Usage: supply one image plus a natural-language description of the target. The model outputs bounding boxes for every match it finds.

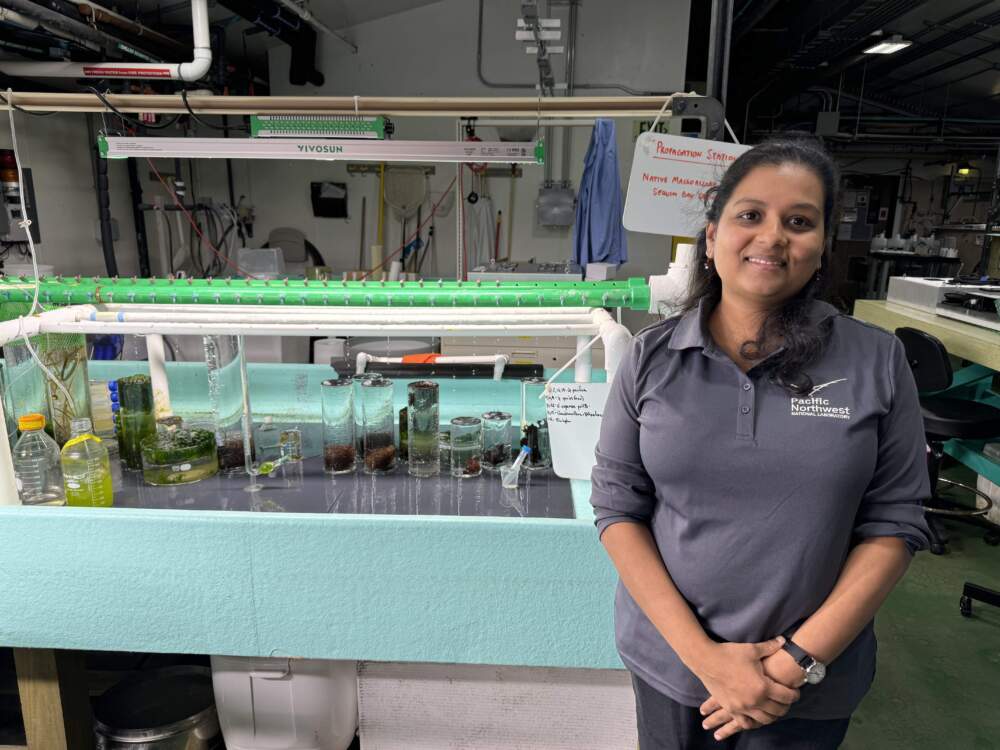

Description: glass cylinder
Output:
[204,335,249,473]
[352,373,382,465]
[450,416,483,478]
[116,374,156,471]
[407,381,440,477]
[520,377,551,471]
[481,411,512,471]
[362,377,396,474]
[438,431,451,474]
[5,333,91,446]
[321,378,356,474]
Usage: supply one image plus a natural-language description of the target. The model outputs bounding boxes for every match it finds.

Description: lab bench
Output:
[853,299,1000,486]
[0,361,619,748]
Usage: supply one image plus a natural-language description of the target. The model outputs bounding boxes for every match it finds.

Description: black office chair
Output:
[895,327,1000,616]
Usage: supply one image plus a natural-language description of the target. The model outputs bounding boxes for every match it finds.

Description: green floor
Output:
[844,471,1000,749]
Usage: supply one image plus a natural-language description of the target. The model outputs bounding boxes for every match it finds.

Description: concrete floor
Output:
[844,490,1000,748]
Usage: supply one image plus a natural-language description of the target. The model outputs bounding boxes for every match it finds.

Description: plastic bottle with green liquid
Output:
[61,417,113,507]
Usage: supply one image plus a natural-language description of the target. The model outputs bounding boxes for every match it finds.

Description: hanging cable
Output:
[0,93,56,117]
[180,89,249,132]
[85,86,181,131]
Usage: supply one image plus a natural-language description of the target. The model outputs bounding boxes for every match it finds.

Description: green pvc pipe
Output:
[0,276,651,312]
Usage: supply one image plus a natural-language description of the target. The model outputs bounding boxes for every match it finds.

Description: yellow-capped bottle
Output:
[61,417,113,507]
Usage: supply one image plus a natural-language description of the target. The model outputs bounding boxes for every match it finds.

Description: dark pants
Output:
[632,674,851,750]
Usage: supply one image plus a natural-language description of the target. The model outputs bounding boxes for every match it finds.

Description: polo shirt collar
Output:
[667,297,839,352]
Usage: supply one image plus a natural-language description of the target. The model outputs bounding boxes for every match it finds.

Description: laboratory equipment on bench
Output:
[61,417,113,507]
[481,411,512,471]
[116,375,156,471]
[500,445,533,489]
[361,377,396,475]
[321,378,356,475]
[407,380,440,478]
[13,413,63,505]
[468,260,583,282]
[520,377,551,471]
[450,416,483,479]
[141,421,219,486]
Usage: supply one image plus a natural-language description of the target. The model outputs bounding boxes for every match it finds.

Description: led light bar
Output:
[250,114,387,139]
[98,136,544,164]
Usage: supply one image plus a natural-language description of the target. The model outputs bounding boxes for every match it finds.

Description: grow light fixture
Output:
[863,34,912,55]
[98,135,545,165]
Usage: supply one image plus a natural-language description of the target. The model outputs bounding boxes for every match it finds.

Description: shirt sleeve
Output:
[590,335,656,536]
[853,336,933,554]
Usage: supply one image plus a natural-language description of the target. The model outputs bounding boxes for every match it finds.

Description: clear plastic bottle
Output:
[61,417,113,507]
[13,413,65,505]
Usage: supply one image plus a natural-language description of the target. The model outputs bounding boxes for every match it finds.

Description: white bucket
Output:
[211,656,358,750]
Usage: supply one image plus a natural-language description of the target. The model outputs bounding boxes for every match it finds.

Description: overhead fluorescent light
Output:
[863,34,912,54]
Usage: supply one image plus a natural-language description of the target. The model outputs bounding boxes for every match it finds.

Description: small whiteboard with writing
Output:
[623,132,750,237]
[545,382,611,481]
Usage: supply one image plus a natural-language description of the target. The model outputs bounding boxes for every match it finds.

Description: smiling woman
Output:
[591,138,932,750]
[686,139,841,395]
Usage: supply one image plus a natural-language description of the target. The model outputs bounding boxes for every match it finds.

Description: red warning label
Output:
[83,67,172,78]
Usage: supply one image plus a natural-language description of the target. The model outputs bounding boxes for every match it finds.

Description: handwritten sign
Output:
[545,382,610,480]
[623,132,750,237]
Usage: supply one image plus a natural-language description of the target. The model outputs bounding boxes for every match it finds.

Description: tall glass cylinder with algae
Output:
[3,331,91,446]
[116,375,156,471]
[407,380,439,477]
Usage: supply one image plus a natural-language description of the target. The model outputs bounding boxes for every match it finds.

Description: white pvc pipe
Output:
[0,0,211,81]
[145,334,173,420]
[593,308,631,383]
[87,311,596,327]
[44,320,599,338]
[97,304,591,319]
[647,242,696,316]
[574,335,593,383]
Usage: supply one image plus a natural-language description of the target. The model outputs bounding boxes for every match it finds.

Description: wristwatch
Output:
[782,639,827,685]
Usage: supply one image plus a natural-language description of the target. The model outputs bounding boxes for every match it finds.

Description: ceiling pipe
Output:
[270,0,357,54]
[0,91,687,117]
[0,0,211,81]
[75,1,186,54]
[0,6,101,52]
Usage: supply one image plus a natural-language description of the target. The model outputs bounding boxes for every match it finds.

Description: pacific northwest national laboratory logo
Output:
[790,379,852,420]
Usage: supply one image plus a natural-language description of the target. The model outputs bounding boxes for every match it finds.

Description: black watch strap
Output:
[782,638,813,669]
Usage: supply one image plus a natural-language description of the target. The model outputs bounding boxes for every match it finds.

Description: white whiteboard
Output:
[546,382,611,481]
[623,132,751,237]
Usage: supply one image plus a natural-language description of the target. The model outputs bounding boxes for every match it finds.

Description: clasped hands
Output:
[693,636,808,742]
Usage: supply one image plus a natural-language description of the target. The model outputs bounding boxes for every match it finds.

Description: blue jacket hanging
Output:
[572,118,627,265]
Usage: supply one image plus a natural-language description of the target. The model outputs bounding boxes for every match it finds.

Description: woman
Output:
[590,138,931,750]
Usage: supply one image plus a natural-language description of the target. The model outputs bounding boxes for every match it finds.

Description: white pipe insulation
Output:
[0,0,211,81]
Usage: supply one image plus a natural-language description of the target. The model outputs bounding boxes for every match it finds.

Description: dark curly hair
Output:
[681,137,840,395]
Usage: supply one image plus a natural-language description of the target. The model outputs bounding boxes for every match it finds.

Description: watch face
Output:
[805,661,826,685]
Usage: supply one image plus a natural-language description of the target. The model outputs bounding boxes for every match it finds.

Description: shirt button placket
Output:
[738,379,754,438]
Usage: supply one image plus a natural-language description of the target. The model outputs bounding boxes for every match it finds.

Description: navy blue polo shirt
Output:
[590,299,932,719]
